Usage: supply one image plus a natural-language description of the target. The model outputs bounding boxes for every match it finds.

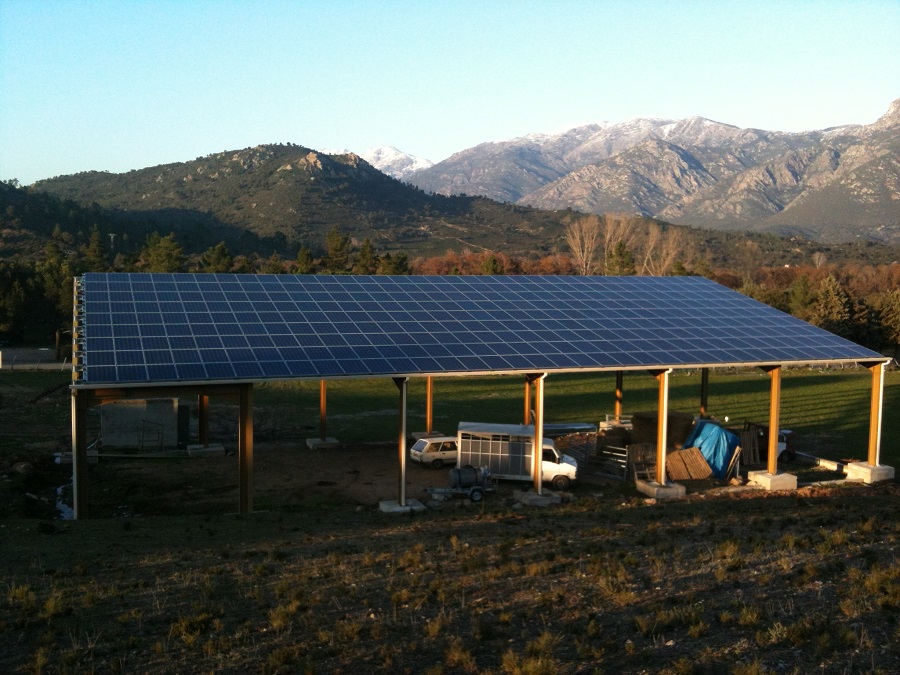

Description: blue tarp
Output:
[681,420,740,479]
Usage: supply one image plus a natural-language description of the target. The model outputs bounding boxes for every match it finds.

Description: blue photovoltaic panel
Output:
[72,273,883,386]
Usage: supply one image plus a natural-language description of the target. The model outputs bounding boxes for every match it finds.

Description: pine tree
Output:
[139,233,185,273]
[811,275,853,338]
[877,288,900,359]
[787,275,815,321]
[323,227,352,274]
[295,246,315,274]
[81,226,108,272]
[605,241,635,276]
[199,241,233,273]
[352,239,379,275]
[258,252,285,274]
[377,252,411,275]
[481,255,504,275]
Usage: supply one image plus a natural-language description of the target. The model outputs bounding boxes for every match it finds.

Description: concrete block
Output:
[844,462,895,484]
[513,489,562,507]
[186,444,225,457]
[747,470,797,491]
[378,499,427,513]
[635,480,687,500]
[305,437,340,450]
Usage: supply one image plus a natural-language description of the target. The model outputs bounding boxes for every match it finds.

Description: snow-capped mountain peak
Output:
[360,146,433,180]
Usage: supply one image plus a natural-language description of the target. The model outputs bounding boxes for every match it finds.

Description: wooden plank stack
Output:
[665,447,713,481]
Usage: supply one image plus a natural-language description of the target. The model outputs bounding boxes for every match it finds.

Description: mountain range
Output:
[24,144,568,258]
[368,100,900,244]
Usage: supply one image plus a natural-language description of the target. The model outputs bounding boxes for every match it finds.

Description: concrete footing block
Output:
[378,499,427,513]
[186,444,226,457]
[635,480,686,499]
[844,462,895,484]
[513,489,562,507]
[305,437,340,450]
[747,470,797,491]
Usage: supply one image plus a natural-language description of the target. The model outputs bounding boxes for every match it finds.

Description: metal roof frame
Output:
[68,273,891,518]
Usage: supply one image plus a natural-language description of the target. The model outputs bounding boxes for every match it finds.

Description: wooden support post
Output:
[867,362,884,466]
[531,374,547,494]
[524,376,532,425]
[319,379,327,441]
[700,368,709,418]
[394,377,409,506]
[238,384,254,514]
[764,366,781,475]
[71,389,88,519]
[615,371,624,422]
[652,369,671,485]
[425,376,434,434]
[198,394,209,447]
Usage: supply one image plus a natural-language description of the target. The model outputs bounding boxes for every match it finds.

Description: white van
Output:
[409,436,458,468]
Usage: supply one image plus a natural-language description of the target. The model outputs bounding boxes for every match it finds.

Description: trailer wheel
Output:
[551,475,571,490]
[431,458,444,469]
[469,488,484,502]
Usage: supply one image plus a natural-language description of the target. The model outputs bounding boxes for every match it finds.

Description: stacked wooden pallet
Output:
[665,447,713,481]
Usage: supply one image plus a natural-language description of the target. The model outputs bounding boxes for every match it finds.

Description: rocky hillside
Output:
[27,144,569,257]
[406,100,900,244]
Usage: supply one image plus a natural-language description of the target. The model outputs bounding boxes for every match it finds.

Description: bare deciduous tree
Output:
[812,252,827,269]
[565,215,602,275]
[638,223,690,276]
[601,213,637,275]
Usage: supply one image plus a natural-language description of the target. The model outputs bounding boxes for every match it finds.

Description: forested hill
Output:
[26,144,568,257]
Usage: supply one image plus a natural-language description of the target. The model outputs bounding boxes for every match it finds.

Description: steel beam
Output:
[650,369,671,485]
[762,366,781,475]
[700,368,709,417]
[198,394,209,447]
[71,388,88,519]
[394,377,409,506]
[425,375,434,434]
[530,373,547,494]
[614,371,624,422]
[867,362,884,466]
[238,384,254,513]
[524,377,532,424]
[319,379,327,441]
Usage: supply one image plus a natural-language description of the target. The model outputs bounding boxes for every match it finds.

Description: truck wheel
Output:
[431,458,444,469]
[551,475,570,490]
[779,450,795,463]
[469,488,484,502]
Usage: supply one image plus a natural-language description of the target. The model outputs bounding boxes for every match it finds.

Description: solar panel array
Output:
[72,273,881,386]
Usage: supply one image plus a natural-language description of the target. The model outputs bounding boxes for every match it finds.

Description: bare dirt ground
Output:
[3,374,899,674]
[82,442,472,518]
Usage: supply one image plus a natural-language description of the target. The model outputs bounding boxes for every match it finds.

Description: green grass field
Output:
[1,366,896,466]
[255,367,900,465]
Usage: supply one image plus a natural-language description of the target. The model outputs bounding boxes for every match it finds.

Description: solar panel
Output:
[72,274,883,386]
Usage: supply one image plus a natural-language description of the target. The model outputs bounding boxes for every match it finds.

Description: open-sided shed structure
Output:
[70,274,892,516]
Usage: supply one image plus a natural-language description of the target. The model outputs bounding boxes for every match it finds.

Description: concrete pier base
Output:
[844,462,895,484]
[186,443,226,456]
[747,470,797,491]
[378,499,426,513]
[635,480,686,499]
[305,437,340,450]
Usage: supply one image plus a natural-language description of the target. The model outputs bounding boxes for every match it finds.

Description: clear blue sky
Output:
[1,0,898,185]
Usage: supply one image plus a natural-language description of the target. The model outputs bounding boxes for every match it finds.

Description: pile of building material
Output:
[665,447,713,481]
